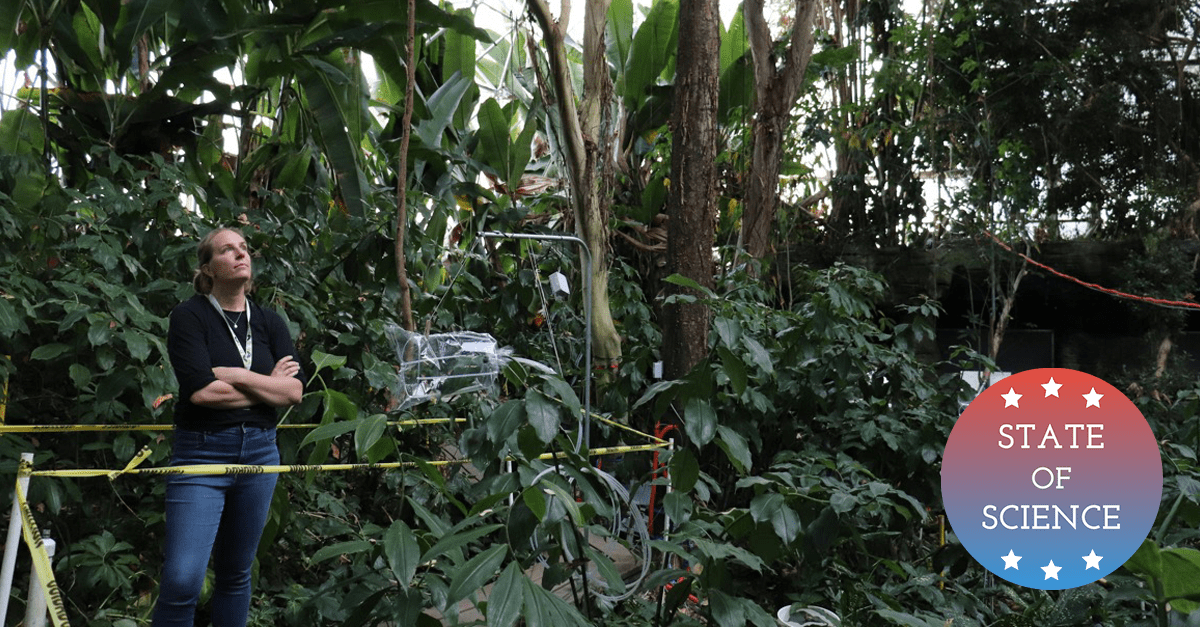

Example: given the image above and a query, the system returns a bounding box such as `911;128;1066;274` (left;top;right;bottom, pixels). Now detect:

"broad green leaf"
713;316;741;348
298;58;366;217
114;0;172;75
420;524;504;564
445;545;508;607
1123;538;1161;580
123;330;151;361
623;0;679;108
354;414;388;461
583;545;626;596
717;346;748;395
443;10;480;129
830;491;857;514
748;494;802;544
522;485;547;520
310;540;373;564
876;609;940;627
298;419;357;449
31;343;72;360
323;389;358;421
683;397;716;446
719;6;748;76
408;496;452;538
539;480;583;525
715;425;752;473
1161;547;1200;613
507;113;536;192
0;0;23;53
632;379;685;409
70;3;105;78
68;364;92;389
487;400;526;444
416;72;474;148
662;491;692;525
0;296;21;335
606;0;634;75
525;389;560;444
487;562;523;627
692;537;764;573
543;377;582;420
177;0;228;39
709;590;745;627
669;447;699;492
475;98;513;183
663;273;716;298
384;521;421;585
741;335;774;375
310;350;347;375
520;574;589;626
750;493;784;524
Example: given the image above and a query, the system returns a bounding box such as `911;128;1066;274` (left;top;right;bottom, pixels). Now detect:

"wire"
527;465;652;603
983;230;1200;312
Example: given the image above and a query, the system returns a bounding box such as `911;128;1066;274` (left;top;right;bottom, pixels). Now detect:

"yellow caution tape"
15;462;71;627
0;418;467;434
28;442;670;479
589;413;668;444
107;446;153;480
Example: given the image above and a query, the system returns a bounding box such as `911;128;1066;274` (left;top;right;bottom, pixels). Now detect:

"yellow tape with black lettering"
589;413;668;444
0;418;467;434
15;462;71;627
28;442;671;479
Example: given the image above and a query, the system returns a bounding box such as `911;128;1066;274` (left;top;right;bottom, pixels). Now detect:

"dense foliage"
2;0;1200;625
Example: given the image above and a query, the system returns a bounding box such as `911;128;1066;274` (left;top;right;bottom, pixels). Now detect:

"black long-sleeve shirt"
167;294;305;431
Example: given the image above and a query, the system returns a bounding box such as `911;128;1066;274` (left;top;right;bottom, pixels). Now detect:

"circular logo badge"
942;368;1162;589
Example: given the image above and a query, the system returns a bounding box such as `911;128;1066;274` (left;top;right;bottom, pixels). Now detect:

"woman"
153;227;304;627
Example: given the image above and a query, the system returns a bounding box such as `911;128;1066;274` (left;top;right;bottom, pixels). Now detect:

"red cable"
983;230;1200;311
647;422;678;537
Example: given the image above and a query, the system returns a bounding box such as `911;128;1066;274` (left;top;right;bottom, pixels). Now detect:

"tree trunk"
527;0;623;370
662;0;720;380
741;0;818;261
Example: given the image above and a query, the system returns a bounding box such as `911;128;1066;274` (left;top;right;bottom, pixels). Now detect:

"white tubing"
0;452;34;626
529;464;652;602
23;537;55;627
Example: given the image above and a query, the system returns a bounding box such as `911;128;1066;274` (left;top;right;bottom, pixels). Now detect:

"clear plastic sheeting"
384;325;512;410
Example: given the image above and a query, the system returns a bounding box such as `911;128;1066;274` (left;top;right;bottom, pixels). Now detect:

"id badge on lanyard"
206;294;253;368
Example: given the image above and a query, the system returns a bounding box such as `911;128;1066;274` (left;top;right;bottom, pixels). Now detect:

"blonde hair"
192;227;254;294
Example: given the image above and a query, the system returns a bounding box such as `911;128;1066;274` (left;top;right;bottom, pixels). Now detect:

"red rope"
983;230;1200;311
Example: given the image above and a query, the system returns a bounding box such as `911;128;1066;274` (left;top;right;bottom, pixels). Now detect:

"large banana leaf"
298;56;369;217
623;0;678;110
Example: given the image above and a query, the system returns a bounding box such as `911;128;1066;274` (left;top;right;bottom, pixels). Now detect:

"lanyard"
206;294;253;369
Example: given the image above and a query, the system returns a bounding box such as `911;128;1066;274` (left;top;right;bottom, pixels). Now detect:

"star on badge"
1042;377;1062;397
1001;388;1022;408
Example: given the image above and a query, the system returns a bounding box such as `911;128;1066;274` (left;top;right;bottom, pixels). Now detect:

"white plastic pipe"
23;537;55;627
0;452;35;626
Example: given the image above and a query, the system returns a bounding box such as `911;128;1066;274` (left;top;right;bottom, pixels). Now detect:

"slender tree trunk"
741;0;818;261
527;0;623;370
663;0;720;380
395;0;416;331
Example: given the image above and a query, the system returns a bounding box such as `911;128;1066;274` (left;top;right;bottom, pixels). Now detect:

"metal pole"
23;537;54;627
0;452;35;626
479;232;594;453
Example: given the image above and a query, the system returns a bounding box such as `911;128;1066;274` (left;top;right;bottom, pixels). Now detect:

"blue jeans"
152;425;279;627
